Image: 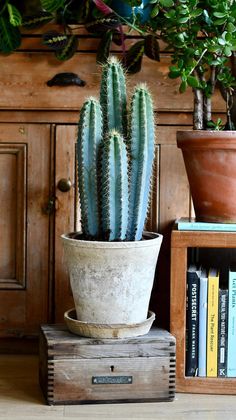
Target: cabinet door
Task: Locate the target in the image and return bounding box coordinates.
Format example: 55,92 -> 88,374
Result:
55,125 -> 79,321
0,124 -> 51,337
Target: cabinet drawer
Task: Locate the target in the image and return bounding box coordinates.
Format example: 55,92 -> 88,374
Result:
0,52 -> 201,112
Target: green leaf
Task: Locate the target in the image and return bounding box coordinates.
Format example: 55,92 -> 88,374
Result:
213,12 -> 227,18
224,46 -> 232,57
55,35 -> 78,61
41,0 -> 65,13
85,14 -> 120,33
150,4 -> 159,18
168,67 -> 181,78
123,40 -> 145,74
7,4 -> 22,27
179,80 -> 187,93
96,30 -> 113,64
178,16 -> 189,24
187,75 -> 199,88
22,12 -> 54,29
42,31 -> 68,50
159,0 -> 174,6
0,15 -> 21,53
218,37 -> 226,46
227,23 -> 236,33
144,35 -> 160,61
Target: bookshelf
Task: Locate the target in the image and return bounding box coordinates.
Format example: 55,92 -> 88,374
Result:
170,225 -> 236,394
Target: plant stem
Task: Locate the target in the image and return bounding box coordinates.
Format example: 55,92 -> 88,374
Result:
193,88 -> 203,130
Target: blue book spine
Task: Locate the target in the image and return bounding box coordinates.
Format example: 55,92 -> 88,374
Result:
227,269 -> 236,377
176,218 -> 236,232
218,289 -> 228,377
198,272 -> 208,377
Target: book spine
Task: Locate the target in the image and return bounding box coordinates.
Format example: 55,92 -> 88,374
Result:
227,272 -> 236,377
186,272 -> 200,376
206,274 -> 219,377
218,289 -> 228,377
198,277 -> 208,377
177,222 -> 236,232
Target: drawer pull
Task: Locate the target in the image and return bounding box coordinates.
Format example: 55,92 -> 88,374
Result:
47,72 -> 86,87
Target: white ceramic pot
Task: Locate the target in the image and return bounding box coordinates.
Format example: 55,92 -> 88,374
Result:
61,232 -> 163,326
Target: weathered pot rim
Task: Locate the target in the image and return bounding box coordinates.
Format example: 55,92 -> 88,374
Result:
177,130 -> 236,149
61,231 -> 163,249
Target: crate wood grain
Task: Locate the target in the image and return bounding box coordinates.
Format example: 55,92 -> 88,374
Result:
39,325 -> 176,405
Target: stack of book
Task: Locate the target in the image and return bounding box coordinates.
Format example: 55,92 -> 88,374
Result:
186,264 -> 236,378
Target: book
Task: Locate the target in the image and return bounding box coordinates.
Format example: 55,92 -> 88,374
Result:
218,289 -> 228,377
186,264 -> 200,376
176,217 -> 236,232
206,268 -> 219,377
198,269 -> 208,377
227,267 -> 236,377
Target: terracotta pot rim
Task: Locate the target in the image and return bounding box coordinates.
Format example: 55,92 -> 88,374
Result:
177,130 -> 236,149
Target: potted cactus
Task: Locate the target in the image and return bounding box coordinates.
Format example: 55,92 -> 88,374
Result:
61,57 -> 162,339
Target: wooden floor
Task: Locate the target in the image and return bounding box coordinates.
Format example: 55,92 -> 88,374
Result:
1,355 -> 236,420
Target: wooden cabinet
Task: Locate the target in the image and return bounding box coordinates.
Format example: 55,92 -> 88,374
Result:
0,124 -> 51,337
0,26 -> 227,342
170,227 -> 236,394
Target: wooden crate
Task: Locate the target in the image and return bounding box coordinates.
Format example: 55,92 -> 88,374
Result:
39,325 -> 176,405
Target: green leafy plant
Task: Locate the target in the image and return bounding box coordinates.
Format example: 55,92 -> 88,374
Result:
77,57 -> 155,241
0,0 -> 160,73
150,0 -> 236,129
94,1 -> 236,130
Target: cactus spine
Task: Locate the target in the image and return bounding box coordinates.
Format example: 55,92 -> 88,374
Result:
127,85 -> 155,241
102,131 -> 129,241
77,58 -> 155,241
77,98 -> 102,238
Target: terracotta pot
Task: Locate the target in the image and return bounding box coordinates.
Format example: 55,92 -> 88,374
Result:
177,130 -> 236,223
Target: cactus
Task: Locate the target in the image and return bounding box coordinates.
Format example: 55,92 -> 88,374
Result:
77,98 -> 102,238
100,56 -> 127,137
127,85 -> 155,241
101,131 -> 129,241
77,57 -> 155,241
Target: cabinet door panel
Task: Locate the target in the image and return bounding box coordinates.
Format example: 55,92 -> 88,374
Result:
0,124 -> 51,337
0,144 -> 26,288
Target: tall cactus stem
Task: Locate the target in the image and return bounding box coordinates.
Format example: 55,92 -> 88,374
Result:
127,85 -> 155,241
100,56 -> 127,137
101,130 -> 129,241
77,98 -> 103,238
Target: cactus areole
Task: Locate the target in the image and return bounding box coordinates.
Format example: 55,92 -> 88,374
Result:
77,57 -> 155,242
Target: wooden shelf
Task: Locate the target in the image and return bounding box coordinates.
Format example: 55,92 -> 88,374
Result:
170,226 -> 236,394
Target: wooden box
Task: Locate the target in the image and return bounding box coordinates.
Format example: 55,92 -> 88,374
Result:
39,325 -> 176,405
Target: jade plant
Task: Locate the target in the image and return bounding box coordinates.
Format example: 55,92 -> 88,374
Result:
77,56 -> 155,241
94,1 -> 236,130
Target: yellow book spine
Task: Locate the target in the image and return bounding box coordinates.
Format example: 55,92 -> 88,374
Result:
207,270 -> 219,377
